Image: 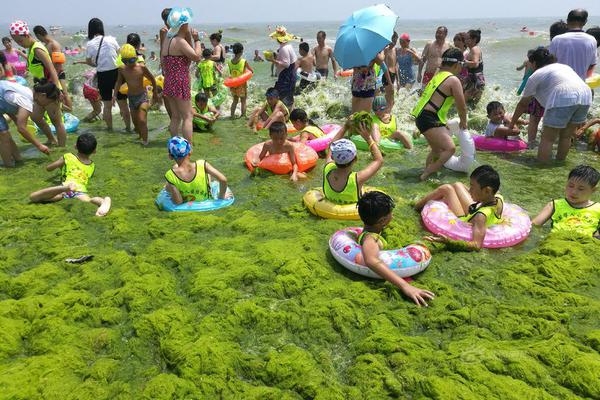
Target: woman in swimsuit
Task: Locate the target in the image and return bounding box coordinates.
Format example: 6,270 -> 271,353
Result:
463,29 -> 485,104
161,8 -> 202,142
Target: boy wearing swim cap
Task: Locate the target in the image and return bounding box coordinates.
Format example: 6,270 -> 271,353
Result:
358,191 -> 435,307
253,121 -> 304,182
165,136 -> 230,203
371,96 -> 413,149
414,165 -> 504,250
247,87 -> 289,133
114,44 -> 157,146
29,133 -> 111,217
533,165 -> 600,238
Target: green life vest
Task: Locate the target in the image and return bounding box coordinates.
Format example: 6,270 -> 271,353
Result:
301,125 -> 324,139
28,41 -> 49,80
227,58 -> 245,78
322,162 -> 360,204
411,71 -> 455,124
372,113 -> 397,138
265,100 -> 289,120
358,231 -> 388,249
551,199 -> 600,236
61,153 -> 95,192
165,160 -> 209,202
459,194 -> 504,227
198,60 -> 215,88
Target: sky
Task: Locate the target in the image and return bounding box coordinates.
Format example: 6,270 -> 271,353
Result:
1,0 -> 600,26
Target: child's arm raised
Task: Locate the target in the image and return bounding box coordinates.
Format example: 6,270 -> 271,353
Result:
205,162 -> 230,199
46,156 -> 65,172
356,124 -> 383,186
532,201 -> 553,226
362,235 -> 435,306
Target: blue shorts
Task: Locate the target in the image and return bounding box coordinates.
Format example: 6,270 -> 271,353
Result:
0,114 -> 8,132
543,104 -> 589,129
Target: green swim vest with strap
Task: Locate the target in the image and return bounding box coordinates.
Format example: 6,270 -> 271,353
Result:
165,160 -> 209,202
265,100 -> 289,120
227,58 -> 246,77
551,199 -> 600,236
323,162 -> 360,204
459,194 -> 504,227
28,41 -> 49,80
302,125 -> 324,138
61,153 -> 95,192
358,231 -> 388,249
372,113 -> 397,138
411,71 -> 455,124
198,60 -> 215,88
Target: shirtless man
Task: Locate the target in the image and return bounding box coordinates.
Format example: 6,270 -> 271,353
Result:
33,25 -> 72,111
312,31 -> 338,78
417,26 -> 451,87
296,42 -> 316,93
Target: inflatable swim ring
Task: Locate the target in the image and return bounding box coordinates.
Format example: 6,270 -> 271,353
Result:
36,112 -> 79,134
298,123 -> 341,152
14,61 -> 27,76
421,200 -> 531,248
256,121 -> 298,134
296,68 -> 321,83
211,83 -> 228,107
444,118 -> 475,173
336,69 -> 353,77
329,227 -> 432,279
586,74 -> 600,90
224,70 -> 253,88
351,135 -> 406,152
245,141 -> 318,174
119,77 -> 156,95
263,51 -> 274,60
473,135 -> 527,152
155,180 -> 234,212
303,186 -> 378,220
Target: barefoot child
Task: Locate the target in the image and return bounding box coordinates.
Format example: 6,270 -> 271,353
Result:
532,165 -> 600,238
192,92 -> 220,131
484,101 -> 527,138
114,44 -> 157,146
253,121 -> 303,181
165,136 -> 230,203
371,96 -> 412,148
228,42 -> 253,118
358,191 -> 435,306
197,48 -> 217,97
247,87 -> 289,132
289,109 -> 324,142
29,133 -> 111,216
415,165 -> 504,250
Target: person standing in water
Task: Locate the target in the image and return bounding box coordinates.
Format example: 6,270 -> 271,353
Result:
396,33 -> 420,90
312,30 -> 338,79
463,29 -> 485,104
418,26 -> 451,87
268,26 -> 298,109
33,25 -> 72,111
382,31 -> 398,110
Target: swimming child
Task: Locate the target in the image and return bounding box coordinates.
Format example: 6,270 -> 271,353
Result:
371,96 -> 413,148
29,133 -> 112,217
253,50 -> 264,62
247,87 -> 289,133
228,42 -> 253,118
289,109 -> 325,143
253,121 -> 304,182
532,165 -> 600,238
296,42 -> 317,93
114,44 -> 157,146
197,48 -> 217,97
484,101 -> 528,138
192,92 -> 220,131
165,136 -> 230,203
415,165 -> 504,250
357,191 -> 435,306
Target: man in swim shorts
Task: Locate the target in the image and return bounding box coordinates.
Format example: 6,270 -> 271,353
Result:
312,31 -> 338,78
418,26 -> 451,88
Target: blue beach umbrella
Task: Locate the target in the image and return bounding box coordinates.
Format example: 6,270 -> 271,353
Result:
334,4 -> 398,69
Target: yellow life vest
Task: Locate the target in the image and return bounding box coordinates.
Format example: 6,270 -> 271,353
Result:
358,231 -> 388,249
165,160 -> 209,202
322,162 -> 360,204
198,60 -> 215,88
61,153 -> 95,192
265,100 -> 289,120
551,199 -> 600,236
411,71 -> 455,124
28,41 -> 49,80
227,58 -> 245,78
459,194 -> 504,227
372,113 -> 397,138
301,125 -> 324,138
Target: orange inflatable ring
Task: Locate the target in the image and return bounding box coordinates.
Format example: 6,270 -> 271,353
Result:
336,69 -> 353,77
51,52 -> 66,64
224,70 -> 253,88
244,142 -> 318,174
256,120 -> 297,134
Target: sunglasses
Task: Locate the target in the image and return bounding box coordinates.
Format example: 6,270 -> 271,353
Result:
123,57 -> 137,64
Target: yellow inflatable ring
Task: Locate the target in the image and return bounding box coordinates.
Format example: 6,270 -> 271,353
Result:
586,74 -> 600,90
119,76 -> 163,95
303,187 -> 379,220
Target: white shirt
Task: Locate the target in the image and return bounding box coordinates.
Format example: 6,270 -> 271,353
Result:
484,121 -> 501,137
548,31 -> 597,80
522,63 -> 592,110
86,35 -> 120,72
275,43 -> 297,74
0,80 -> 33,112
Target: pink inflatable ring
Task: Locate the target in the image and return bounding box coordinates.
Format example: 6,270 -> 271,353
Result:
473,135 -> 527,152
300,123 -> 342,152
329,227 -> 432,278
421,200 -> 531,248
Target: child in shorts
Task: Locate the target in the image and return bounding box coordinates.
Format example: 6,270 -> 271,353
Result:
253,121 -> 303,181
484,101 -> 527,138
192,92 -> 220,131
29,133 -> 111,216
114,44 -> 157,145
533,165 -> 599,238
197,48 -> 217,97
227,42 -> 253,118
247,87 -> 289,132
358,191 -> 435,306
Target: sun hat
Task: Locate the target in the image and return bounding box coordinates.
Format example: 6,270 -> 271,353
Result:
168,136 -> 192,159
330,139 -> 357,165
167,7 -> 193,38
269,26 -> 298,43
10,20 -> 29,36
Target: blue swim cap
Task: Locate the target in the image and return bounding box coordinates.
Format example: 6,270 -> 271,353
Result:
168,136 -> 191,159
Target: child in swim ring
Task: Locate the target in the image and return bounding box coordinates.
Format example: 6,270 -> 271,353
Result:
253,121 -> 304,182
371,96 -> 412,148
165,136 -> 230,203
415,165 -> 504,250
289,109 -> 324,143
192,92 -> 220,131
532,165 -> 599,238
247,87 -> 289,133
484,101 -> 527,138
29,133 -> 111,217
228,42 -> 252,119
358,191 -> 435,306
